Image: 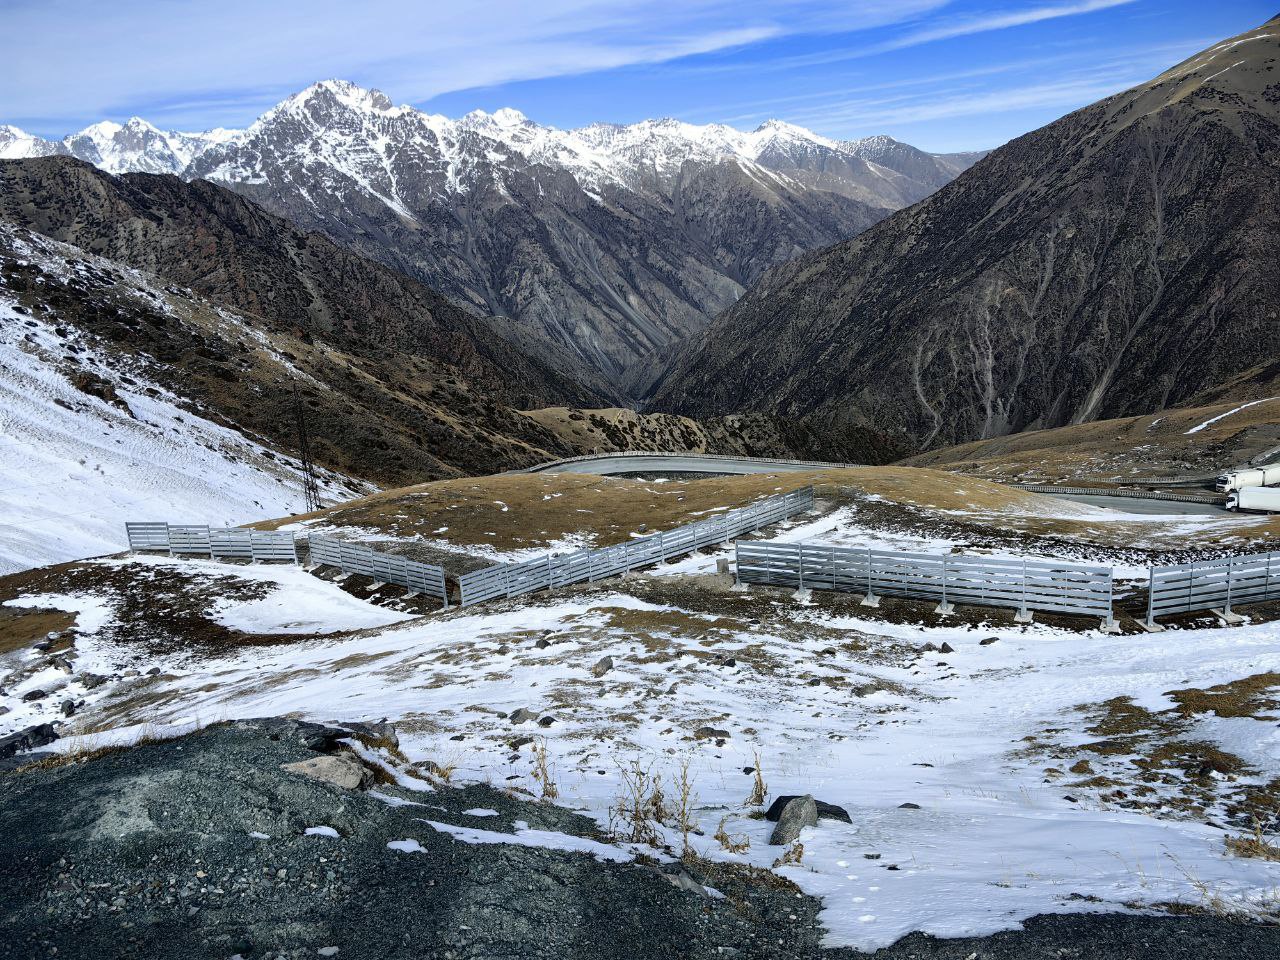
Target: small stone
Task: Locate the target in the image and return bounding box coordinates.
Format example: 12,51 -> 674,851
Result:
21,689 -> 47,702
742,766 -> 755,775
938,642 -> 955,654
534,637 -> 550,650
921,642 -> 938,653
537,715 -> 556,727
591,656 -> 614,678
898,802 -> 921,810
509,708 -> 538,724
32,640 -> 52,652
80,674 -> 107,690
769,795 -> 818,845
317,949 -> 339,958
807,678 -> 822,686
693,726 -> 731,741
145,667 -> 161,676
722,658 -> 737,668
60,700 -> 76,718
863,853 -> 881,860
979,636 -> 998,646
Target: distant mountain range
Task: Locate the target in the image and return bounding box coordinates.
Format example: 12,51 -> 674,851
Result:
1,88 -> 983,384
651,15 -> 1280,456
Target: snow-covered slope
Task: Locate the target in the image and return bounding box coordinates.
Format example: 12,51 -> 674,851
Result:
0,300 -> 361,574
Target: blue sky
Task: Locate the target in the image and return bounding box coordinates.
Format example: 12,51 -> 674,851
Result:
2,0 -> 1274,151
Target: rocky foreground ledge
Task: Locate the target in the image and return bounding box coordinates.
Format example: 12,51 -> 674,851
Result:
1,719 -> 1277,960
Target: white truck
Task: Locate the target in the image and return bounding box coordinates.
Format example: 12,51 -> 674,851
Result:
1215,464 -> 1280,492
1226,486 -> 1280,513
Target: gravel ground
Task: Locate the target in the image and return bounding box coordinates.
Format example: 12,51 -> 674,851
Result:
1,719 -> 1276,960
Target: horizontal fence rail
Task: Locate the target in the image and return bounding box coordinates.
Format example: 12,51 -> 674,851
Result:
457,486 -> 815,607
736,541 -> 1115,626
124,522 -> 447,606
1145,551 -> 1280,628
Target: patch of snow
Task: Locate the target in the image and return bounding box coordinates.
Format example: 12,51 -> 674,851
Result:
304,826 -> 340,838
422,820 -> 632,863
1185,397 -> 1278,434
386,839 -> 427,854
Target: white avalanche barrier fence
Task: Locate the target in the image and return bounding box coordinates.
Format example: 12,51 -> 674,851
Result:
457,486 -> 815,607
124,522 -> 448,606
735,540 -> 1116,628
126,521 -> 298,563
1144,551 -> 1280,628
308,534 -> 448,606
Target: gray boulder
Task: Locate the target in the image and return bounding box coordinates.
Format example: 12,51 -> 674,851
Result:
769,795 -> 818,845
509,708 -> 538,724
591,656 -> 614,678
765,795 -> 852,824
0,723 -> 59,759
280,753 -> 370,791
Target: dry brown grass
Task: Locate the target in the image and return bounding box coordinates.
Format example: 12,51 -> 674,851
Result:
532,738 -> 559,802
772,841 -> 805,868
746,751 -> 768,807
0,606 -> 77,655
906,395 -> 1280,486
1166,673 -> 1280,720
1225,825 -> 1280,862
251,463 -> 1269,554
714,816 -> 750,855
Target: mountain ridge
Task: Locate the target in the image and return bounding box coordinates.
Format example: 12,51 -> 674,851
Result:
649,15 -> 1280,454
2,82 -> 984,384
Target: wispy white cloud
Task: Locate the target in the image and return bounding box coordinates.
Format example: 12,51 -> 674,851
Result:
870,0 -> 1138,52
0,0 -> 946,132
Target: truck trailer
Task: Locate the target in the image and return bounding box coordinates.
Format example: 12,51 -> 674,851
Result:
1227,486 -> 1280,513
1216,464 -> 1280,493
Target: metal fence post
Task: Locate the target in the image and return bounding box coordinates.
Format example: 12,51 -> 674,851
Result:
1015,558 -> 1032,623
658,531 -> 666,563
1145,567 -> 1156,629
1224,556 -> 1235,617
861,546 -> 879,607
935,555 -> 953,615
1268,552 -> 1277,602
830,545 -> 837,592
546,553 -> 554,593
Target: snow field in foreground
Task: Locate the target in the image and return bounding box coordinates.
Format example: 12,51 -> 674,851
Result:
4,554 -> 1279,950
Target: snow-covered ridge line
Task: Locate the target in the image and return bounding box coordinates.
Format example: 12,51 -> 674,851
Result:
1,77 -> 908,188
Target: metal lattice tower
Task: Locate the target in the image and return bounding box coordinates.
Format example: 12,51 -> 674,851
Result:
292,383 -> 321,514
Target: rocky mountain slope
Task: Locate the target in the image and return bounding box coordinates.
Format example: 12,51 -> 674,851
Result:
651,16 -> 1280,455
3,87 -> 982,382
0,159 -> 620,492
